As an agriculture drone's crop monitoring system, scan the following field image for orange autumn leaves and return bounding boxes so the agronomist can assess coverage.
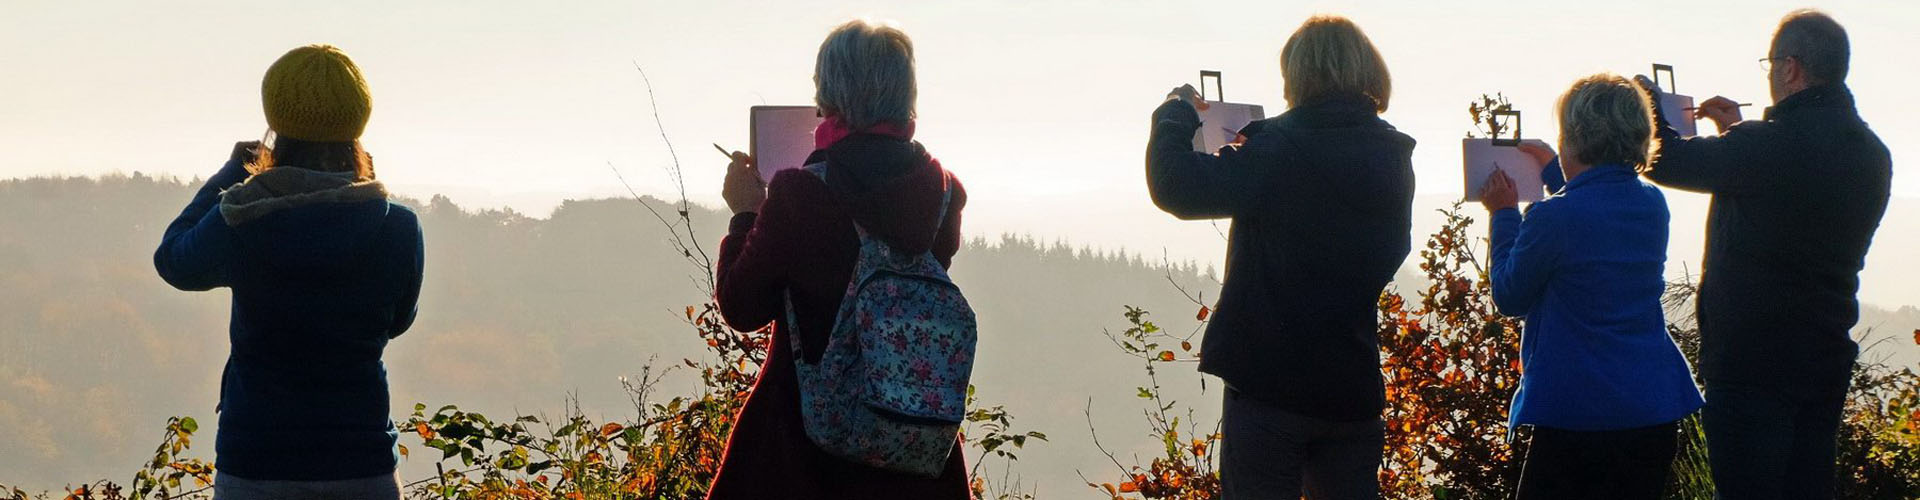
[1376,205,1529,498]
[1091,204,1531,500]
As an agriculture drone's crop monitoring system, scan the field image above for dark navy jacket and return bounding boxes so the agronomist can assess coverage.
[154,157,423,481]
[1146,95,1415,421]
[1643,84,1892,388]
[1490,163,1704,431]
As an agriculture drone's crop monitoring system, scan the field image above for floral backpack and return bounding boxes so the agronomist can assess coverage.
[783,163,978,477]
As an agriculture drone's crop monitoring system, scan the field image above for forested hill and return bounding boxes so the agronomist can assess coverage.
[2,174,1913,493]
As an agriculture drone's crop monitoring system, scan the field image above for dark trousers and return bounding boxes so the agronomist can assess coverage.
[1702,380,1848,500]
[1514,421,1679,500]
[1219,389,1383,500]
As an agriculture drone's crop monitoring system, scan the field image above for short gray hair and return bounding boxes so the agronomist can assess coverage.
[1772,9,1850,85]
[814,19,917,130]
[1557,73,1658,170]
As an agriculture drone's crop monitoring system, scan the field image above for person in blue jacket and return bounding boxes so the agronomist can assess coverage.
[1479,74,1703,500]
[153,44,422,499]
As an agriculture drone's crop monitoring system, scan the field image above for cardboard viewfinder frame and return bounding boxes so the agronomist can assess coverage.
[1652,63,1698,137]
[1463,108,1547,202]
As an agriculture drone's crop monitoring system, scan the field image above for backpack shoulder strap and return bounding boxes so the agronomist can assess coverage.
[933,174,953,236]
[785,161,836,360]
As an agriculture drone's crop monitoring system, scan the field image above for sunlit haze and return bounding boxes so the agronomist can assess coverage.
[3,0,1915,298]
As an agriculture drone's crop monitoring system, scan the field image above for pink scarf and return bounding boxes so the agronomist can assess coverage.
[814,116,916,150]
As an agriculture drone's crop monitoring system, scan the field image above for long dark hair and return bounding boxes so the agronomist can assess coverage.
[247,133,375,180]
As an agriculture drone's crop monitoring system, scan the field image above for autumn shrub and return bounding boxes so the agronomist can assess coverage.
[0,417,213,500]
[1373,205,1529,499]
[1835,348,1920,498]
[1083,305,1222,500]
[1086,204,1920,500]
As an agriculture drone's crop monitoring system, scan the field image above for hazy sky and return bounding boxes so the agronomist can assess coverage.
[3,0,1915,299]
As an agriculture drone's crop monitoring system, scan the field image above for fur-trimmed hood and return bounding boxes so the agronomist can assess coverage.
[219,167,387,225]
[217,166,395,271]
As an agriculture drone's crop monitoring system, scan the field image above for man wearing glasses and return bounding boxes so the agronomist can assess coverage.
[1635,9,1891,499]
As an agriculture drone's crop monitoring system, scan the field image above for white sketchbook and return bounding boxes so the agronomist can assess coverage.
[1462,138,1548,202]
[1192,101,1266,152]
[750,106,825,183]
[1659,93,1698,137]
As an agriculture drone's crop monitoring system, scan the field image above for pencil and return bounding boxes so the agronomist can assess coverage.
[1683,103,1753,111]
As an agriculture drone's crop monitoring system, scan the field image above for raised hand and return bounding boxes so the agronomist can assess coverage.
[1694,95,1744,134]
[1518,139,1557,167]
[721,150,766,215]
[1165,84,1210,112]
[230,141,263,164]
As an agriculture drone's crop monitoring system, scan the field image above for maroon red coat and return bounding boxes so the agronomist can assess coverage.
[707,134,971,500]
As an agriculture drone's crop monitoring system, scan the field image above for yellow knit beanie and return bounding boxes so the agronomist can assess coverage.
[261,44,371,142]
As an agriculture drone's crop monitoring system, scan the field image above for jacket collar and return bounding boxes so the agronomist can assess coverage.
[1273,93,1388,130]
[1764,83,1855,120]
[1564,163,1636,191]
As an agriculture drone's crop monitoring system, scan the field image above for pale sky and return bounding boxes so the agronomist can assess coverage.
[3,0,1916,302]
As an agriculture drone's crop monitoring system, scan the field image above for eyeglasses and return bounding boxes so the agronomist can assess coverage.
[1758,56,1793,72]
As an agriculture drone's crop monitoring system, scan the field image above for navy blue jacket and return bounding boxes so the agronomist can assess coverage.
[1643,84,1892,388]
[1489,163,1703,431]
[1146,95,1416,421]
[154,157,423,481]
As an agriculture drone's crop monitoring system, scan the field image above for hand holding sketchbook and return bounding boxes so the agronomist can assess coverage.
[750,106,825,183]
[1190,71,1266,152]
[1649,64,1699,137]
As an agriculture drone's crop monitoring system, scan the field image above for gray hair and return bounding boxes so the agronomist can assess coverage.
[814,19,917,130]
[1557,73,1658,170]
[1772,9,1850,85]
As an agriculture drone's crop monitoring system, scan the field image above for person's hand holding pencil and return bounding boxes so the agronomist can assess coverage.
[1688,96,1749,134]
[717,143,765,215]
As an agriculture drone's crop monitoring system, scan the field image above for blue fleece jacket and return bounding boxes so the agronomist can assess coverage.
[1489,162,1703,431]
[154,157,423,481]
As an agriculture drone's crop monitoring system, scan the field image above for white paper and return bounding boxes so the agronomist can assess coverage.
[1462,138,1548,202]
[1192,101,1265,152]
[750,106,825,183]
[1660,93,1698,137]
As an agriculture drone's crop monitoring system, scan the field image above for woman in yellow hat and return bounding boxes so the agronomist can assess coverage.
[153,44,422,499]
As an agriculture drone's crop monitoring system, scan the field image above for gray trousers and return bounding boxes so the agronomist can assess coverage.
[213,471,401,500]
[1220,389,1384,500]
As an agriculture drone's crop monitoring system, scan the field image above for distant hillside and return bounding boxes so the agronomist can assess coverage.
[0,174,1222,492]
[1,174,1912,493]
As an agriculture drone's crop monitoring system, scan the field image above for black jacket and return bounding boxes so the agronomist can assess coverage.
[1147,95,1415,420]
[1644,84,1892,387]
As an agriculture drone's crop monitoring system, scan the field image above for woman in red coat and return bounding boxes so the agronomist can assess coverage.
[706,19,972,500]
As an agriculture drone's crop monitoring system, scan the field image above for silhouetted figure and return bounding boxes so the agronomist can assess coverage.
[706,20,971,500]
[1147,15,1413,500]
[1635,10,1893,500]
[1480,74,1703,500]
[153,45,421,499]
